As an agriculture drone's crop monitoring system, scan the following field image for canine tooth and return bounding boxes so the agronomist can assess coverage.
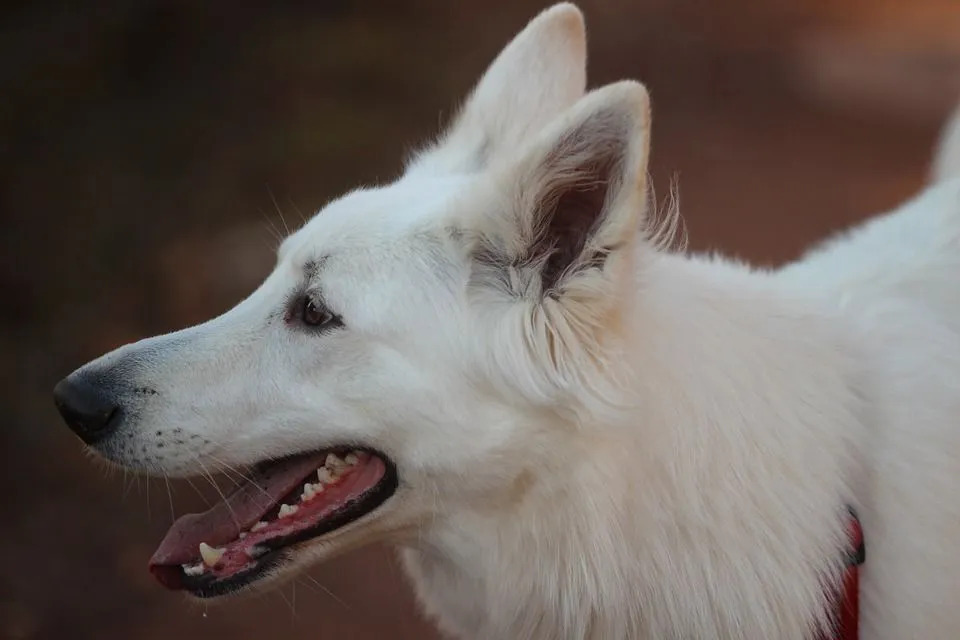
[251,521,268,532]
[316,467,334,484]
[199,542,225,567]
[278,503,299,518]
[183,563,205,576]
[344,452,359,466]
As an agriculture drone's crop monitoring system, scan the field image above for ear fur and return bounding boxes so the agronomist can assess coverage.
[473,81,651,300]
[410,3,587,174]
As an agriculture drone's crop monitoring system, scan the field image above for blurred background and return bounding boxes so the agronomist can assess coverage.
[3,1,960,638]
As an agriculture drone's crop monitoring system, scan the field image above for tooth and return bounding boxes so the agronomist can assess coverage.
[278,503,299,518]
[251,521,268,532]
[199,542,225,567]
[238,532,248,539]
[303,482,325,498]
[301,483,316,501]
[325,453,346,470]
[183,563,205,576]
[317,467,334,484]
[344,452,359,466]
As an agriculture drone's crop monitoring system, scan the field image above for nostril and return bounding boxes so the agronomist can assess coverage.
[53,376,122,444]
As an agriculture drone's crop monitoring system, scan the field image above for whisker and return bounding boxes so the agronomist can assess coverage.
[291,582,297,621]
[267,185,291,236]
[144,475,151,523]
[183,476,213,508]
[286,195,308,225]
[195,456,240,528]
[163,474,176,523]
[302,573,350,609]
[252,213,285,256]
[121,467,135,501]
[205,453,275,504]
[260,216,284,248]
[203,454,247,487]
[207,463,242,489]
[276,587,297,621]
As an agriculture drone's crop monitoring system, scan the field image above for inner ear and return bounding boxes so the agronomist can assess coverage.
[520,106,632,294]
[470,81,650,301]
[534,137,624,291]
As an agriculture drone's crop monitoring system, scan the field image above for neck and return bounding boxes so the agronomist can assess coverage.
[404,252,868,639]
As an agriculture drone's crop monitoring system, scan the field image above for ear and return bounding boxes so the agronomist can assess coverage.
[474,81,651,300]
[410,3,586,173]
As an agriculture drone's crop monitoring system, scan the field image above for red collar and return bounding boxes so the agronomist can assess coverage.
[820,507,865,640]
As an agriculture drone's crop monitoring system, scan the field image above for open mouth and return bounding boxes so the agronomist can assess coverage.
[149,448,398,598]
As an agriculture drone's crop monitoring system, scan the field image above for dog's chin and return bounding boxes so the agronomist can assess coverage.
[147,447,399,599]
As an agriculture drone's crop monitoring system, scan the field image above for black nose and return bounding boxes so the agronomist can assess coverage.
[53,375,121,444]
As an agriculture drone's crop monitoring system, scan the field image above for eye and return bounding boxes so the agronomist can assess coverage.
[298,297,343,330]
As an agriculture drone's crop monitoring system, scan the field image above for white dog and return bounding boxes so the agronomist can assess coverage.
[54,4,960,639]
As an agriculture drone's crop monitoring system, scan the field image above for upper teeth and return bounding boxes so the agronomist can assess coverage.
[183,562,205,576]
[199,542,225,567]
[320,450,361,478]
[325,453,347,470]
[203,450,367,549]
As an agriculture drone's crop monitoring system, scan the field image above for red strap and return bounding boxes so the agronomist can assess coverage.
[821,509,865,640]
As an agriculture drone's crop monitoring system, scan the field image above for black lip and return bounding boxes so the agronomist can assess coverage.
[178,454,399,598]
[180,550,287,598]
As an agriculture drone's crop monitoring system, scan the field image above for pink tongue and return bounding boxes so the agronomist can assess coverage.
[150,452,328,567]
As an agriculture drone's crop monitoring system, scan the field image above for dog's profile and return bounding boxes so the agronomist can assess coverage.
[53,4,960,638]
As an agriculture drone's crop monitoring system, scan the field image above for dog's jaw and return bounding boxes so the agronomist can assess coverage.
[147,449,399,597]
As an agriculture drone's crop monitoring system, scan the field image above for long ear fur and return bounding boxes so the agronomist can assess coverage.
[473,81,651,300]
[409,3,586,174]
[467,81,651,389]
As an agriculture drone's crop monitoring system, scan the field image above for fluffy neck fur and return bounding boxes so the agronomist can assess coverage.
[402,249,868,640]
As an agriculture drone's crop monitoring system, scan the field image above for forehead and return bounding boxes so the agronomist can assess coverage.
[278,175,471,269]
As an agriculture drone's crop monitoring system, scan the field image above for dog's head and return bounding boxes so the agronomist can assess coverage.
[54,3,651,598]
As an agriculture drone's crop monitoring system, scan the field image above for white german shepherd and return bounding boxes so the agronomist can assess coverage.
[54,4,960,639]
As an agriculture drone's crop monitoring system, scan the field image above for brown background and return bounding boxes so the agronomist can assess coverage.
[4,1,960,638]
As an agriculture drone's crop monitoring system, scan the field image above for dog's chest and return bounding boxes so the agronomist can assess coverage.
[400,545,615,640]
[400,547,500,639]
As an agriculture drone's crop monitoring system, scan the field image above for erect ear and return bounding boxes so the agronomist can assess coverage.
[410,3,586,174]
[473,81,651,300]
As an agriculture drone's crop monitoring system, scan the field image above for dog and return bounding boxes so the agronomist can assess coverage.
[54,4,960,638]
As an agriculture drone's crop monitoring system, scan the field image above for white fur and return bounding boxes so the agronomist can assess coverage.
[932,101,960,182]
[68,4,960,638]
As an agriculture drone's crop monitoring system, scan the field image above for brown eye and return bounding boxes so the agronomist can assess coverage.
[300,297,341,329]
